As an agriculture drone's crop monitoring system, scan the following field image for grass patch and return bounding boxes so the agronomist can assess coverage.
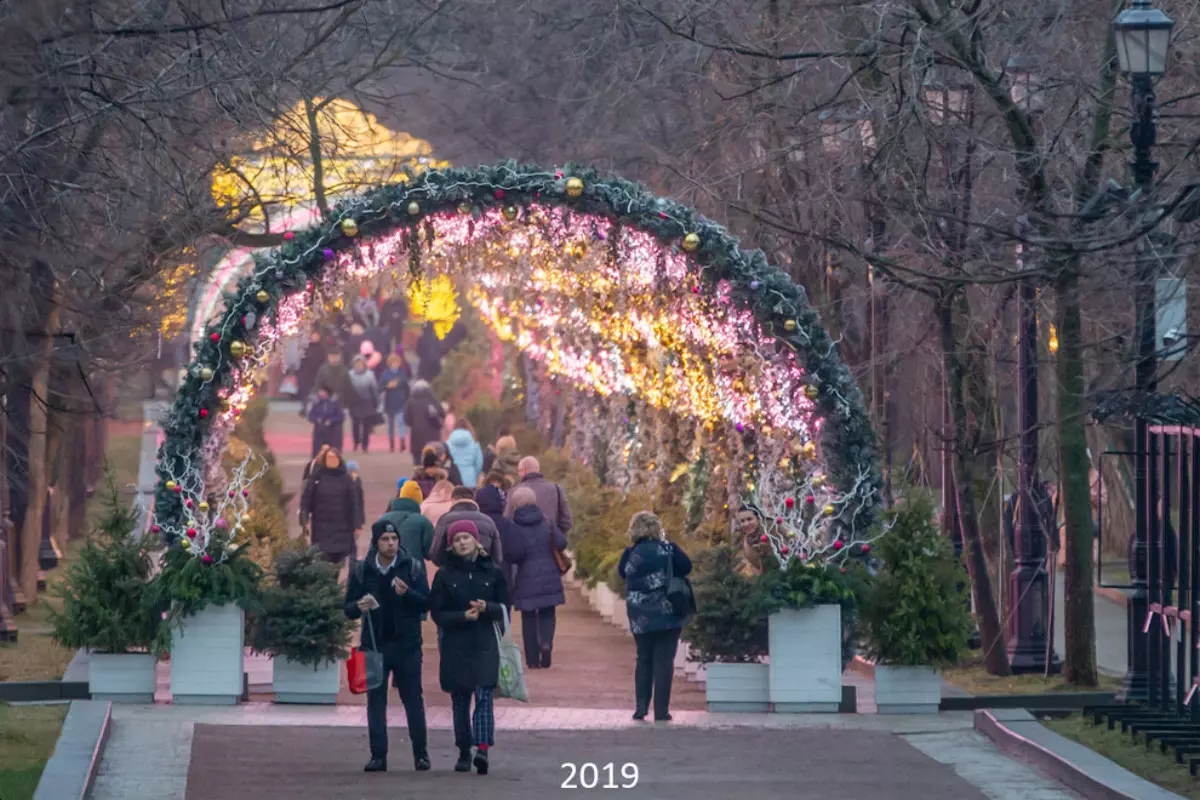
[86,431,141,526]
[1046,713,1200,799]
[943,651,1122,695]
[0,702,68,800]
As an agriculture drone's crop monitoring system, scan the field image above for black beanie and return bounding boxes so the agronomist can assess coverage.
[371,517,401,549]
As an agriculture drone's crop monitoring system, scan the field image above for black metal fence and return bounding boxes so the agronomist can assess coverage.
[1089,422,1200,773]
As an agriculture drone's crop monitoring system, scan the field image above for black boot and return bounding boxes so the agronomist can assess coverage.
[364,757,387,772]
[414,752,431,771]
[540,647,552,669]
[473,746,489,775]
[454,748,472,772]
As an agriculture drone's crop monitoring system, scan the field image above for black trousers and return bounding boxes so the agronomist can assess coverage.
[521,607,557,667]
[633,627,681,719]
[367,645,427,761]
[350,415,373,451]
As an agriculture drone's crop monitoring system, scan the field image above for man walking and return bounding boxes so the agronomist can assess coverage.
[504,456,573,534]
[344,519,431,773]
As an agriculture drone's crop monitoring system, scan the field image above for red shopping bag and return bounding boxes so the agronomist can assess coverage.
[347,648,368,695]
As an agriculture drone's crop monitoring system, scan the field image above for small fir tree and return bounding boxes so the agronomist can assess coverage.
[251,546,353,668]
[860,493,973,668]
[50,475,163,654]
[684,546,770,663]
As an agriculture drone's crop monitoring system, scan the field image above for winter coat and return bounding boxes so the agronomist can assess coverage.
[416,329,443,381]
[378,498,435,561]
[477,485,524,590]
[300,464,363,559]
[379,365,411,414]
[307,396,345,427]
[430,501,503,566]
[619,539,693,635]
[380,297,407,341]
[347,368,380,418]
[343,548,428,653]
[421,497,455,527]
[504,472,574,534]
[297,339,327,396]
[403,386,446,456]
[313,362,353,405]
[366,325,391,358]
[481,446,498,477]
[429,550,508,693]
[496,450,521,485]
[446,429,484,488]
[507,504,568,612]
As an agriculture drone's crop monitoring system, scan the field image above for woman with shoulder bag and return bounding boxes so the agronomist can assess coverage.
[618,511,693,722]
[506,486,568,670]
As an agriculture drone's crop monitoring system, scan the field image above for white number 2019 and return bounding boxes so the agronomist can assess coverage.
[561,762,639,789]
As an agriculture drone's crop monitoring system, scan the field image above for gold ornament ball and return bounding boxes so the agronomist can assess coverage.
[791,441,804,456]
[198,501,209,513]
[565,176,584,198]
[219,398,231,413]
[229,340,247,358]
[802,441,817,458]
[804,384,820,400]
[340,218,359,237]
[682,232,701,252]
[457,203,471,215]
[241,513,252,525]
[199,367,214,381]
[406,201,421,216]
[823,504,835,516]
[333,297,344,311]
[181,538,191,550]
[502,205,518,221]
[779,457,791,470]
[784,320,798,332]
[812,475,826,488]
[255,289,269,304]
[165,480,177,491]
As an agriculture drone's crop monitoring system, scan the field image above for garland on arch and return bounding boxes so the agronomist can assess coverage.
[155,161,882,566]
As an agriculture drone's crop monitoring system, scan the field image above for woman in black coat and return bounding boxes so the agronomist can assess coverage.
[429,520,508,776]
[299,448,364,569]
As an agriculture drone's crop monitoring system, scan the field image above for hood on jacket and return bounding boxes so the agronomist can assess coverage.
[476,484,505,515]
[388,497,421,514]
[513,503,545,527]
[447,428,476,448]
[450,499,480,513]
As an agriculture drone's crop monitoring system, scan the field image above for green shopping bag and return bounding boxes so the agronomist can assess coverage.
[494,606,529,702]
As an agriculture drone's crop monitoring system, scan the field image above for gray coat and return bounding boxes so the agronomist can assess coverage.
[508,503,567,611]
[504,472,573,534]
[430,501,503,565]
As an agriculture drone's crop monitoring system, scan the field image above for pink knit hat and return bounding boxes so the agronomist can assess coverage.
[447,520,480,541]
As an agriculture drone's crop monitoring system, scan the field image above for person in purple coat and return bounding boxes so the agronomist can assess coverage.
[307,386,345,456]
[506,486,568,670]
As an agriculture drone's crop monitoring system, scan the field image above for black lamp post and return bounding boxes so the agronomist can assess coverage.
[1113,0,1175,703]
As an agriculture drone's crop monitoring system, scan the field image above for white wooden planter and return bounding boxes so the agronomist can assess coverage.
[768,604,842,713]
[170,604,245,705]
[273,657,340,704]
[706,662,770,712]
[596,583,616,620]
[610,598,630,631]
[875,665,941,714]
[89,653,157,703]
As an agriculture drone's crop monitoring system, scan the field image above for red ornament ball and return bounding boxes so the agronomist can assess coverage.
[185,499,193,508]
[555,170,564,178]
[759,534,768,543]
[228,491,235,498]
[242,489,249,498]
[805,495,815,504]
[209,332,220,342]
[861,544,871,554]
[186,528,196,538]
[780,545,789,555]
[494,189,505,199]
[199,409,208,419]
[840,567,847,574]
[151,525,161,534]
[691,286,701,294]
[202,555,213,565]
[833,540,844,550]
[173,485,182,494]
[283,231,295,241]
[775,516,784,525]
[785,497,795,509]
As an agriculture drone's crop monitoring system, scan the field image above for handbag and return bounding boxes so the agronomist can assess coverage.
[366,410,385,427]
[346,607,385,695]
[494,605,529,702]
[550,485,573,576]
[664,543,696,617]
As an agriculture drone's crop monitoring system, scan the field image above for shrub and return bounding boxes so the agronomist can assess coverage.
[860,493,973,668]
[153,533,263,637]
[50,476,163,654]
[251,546,353,667]
[684,546,770,663]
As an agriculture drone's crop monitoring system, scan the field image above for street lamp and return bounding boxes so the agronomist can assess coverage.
[1112,0,1175,703]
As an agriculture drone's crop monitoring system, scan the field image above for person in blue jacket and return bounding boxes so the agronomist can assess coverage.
[446,421,484,488]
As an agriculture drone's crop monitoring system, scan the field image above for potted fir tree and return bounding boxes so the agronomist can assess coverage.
[251,546,353,704]
[861,494,972,714]
[685,546,771,712]
[155,526,262,705]
[50,479,164,703]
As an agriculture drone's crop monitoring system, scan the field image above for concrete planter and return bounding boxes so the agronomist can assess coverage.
[768,604,842,712]
[89,652,157,703]
[705,662,770,712]
[595,583,617,620]
[874,665,941,714]
[273,657,339,704]
[170,604,245,705]
[610,598,630,631]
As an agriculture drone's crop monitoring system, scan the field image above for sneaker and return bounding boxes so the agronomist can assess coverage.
[454,749,472,772]
[473,746,489,775]
[414,754,431,771]
[364,758,387,772]
[540,648,552,669]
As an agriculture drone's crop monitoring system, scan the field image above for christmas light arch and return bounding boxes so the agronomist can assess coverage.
[155,162,882,566]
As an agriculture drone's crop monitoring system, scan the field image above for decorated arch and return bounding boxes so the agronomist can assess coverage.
[154,162,882,566]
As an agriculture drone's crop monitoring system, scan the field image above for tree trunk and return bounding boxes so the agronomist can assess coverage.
[1056,269,1099,685]
[940,295,1011,675]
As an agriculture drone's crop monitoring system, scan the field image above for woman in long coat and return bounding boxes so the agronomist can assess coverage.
[506,486,567,670]
[618,511,692,722]
[403,379,445,456]
[299,448,364,569]
[429,520,508,775]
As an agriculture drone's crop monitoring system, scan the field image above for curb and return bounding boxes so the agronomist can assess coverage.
[973,709,1184,800]
[33,700,112,800]
[0,681,90,702]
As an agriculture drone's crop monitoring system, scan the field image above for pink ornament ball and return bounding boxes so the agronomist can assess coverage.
[494,189,505,199]
[840,567,847,574]
[775,516,784,525]
[151,525,161,534]
[242,489,249,498]
[780,545,789,555]
[228,491,235,498]
[691,286,700,294]
[833,540,844,550]
[215,519,226,529]
[283,231,295,241]
[173,485,183,494]
[199,409,208,419]
[759,534,768,543]
[202,555,213,564]
[185,499,193,508]
[861,544,871,554]
[806,495,815,504]
[186,528,196,538]
[785,497,795,509]
[209,332,220,342]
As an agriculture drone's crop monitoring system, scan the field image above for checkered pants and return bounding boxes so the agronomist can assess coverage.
[451,687,494,749]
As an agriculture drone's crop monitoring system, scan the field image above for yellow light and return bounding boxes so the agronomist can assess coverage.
[1048,324,1059,354]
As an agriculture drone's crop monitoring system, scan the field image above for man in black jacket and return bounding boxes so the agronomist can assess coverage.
[344,519,430,773]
